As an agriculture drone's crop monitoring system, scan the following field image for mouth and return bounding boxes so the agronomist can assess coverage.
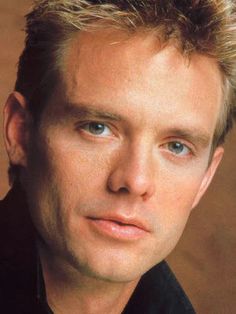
[86,216,149,240]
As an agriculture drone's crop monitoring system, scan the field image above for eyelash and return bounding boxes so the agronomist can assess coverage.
[162,141,193,157]
[77,121,114,137]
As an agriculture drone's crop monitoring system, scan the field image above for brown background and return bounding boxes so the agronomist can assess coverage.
[0,1,235,313]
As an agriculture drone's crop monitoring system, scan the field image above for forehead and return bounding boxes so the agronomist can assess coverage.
[53,28,222,135]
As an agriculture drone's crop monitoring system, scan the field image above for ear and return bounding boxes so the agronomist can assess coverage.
[3,92,31,167]
[191,146,224,209]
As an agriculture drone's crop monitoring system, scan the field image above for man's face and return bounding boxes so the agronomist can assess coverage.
[24,30,223,282]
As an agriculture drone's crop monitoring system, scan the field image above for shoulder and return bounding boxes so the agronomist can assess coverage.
[124,261,196,314]
[0,184,34,246]
[0,183,36,265]
[0,185,39,312]
[155,261,195,313]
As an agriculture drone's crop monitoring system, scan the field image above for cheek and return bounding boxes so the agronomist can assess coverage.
[52,147,111,187]
[159,159,207,206]
[148,181,202,260]
[152,164,208,236]
[40,140,115,217]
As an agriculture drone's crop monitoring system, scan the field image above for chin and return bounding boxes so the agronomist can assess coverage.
[66,246,160,283]
[80,264,146,283]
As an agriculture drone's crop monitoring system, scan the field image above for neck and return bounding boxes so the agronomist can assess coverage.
[39,247,139,314]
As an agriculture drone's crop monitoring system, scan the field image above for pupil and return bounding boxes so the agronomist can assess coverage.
[89,123,104,134]
[169,142,183,153]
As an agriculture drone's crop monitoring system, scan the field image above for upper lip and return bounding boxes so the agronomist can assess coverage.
[86,214,150,232]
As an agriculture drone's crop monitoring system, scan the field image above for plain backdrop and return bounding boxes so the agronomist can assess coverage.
[0,1,236,312]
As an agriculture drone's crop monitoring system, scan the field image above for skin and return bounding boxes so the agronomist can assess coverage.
[4,29,224,314]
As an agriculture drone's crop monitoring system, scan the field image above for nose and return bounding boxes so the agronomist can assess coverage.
[107,141,156,201]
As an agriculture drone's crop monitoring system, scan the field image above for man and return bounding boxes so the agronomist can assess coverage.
[1,0,235,313]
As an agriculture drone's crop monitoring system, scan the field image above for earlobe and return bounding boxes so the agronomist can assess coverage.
[191,146,224,209]
[4,91,30,167]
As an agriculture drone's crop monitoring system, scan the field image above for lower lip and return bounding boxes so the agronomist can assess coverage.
[87,218,147,240]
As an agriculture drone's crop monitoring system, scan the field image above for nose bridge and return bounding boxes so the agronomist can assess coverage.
[107,138,156,199]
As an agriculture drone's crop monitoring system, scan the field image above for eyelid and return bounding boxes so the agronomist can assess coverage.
[161,139,195,157]
[75,121,115,137]
[167,137,195,150]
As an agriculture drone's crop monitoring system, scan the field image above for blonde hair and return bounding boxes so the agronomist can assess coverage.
[14,0,236,140]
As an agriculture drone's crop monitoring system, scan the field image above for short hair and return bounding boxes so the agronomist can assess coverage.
[10,0,236,182]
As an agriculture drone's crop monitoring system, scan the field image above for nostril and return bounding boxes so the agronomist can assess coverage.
[118,187,129,194]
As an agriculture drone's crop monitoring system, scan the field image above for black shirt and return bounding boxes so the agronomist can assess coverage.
[0,184,195,313]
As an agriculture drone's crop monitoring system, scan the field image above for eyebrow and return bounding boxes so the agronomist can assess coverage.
[63,102,122,121]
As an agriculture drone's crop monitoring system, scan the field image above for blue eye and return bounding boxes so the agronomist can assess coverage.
[167,142,190,156]
[81,122,112,136]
